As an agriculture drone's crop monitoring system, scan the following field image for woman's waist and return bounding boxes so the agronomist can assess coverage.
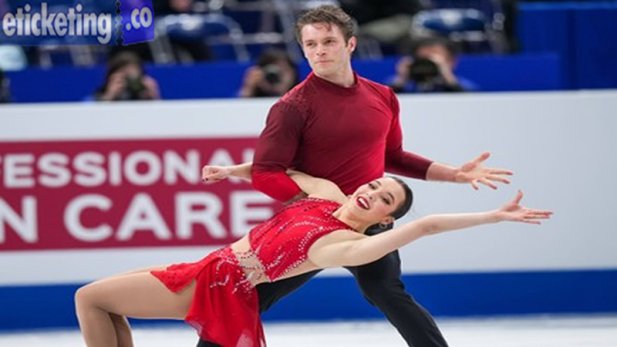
[229,240,270,287]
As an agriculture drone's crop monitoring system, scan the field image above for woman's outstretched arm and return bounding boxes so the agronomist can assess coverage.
[309,191,552,268]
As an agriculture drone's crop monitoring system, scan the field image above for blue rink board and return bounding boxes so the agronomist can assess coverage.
[1,269,616,331]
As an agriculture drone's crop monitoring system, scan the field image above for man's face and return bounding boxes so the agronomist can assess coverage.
[299,22,355,77]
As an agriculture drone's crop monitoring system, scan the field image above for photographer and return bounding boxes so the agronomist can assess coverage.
[239,49,299,98]
[93,51,161,101]
[0,69,11,103]
[389,37,478,93]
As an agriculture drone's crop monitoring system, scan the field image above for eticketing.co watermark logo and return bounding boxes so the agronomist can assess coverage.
[0,0,154,45]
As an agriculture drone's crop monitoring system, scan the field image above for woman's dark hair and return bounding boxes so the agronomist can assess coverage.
[389,176,413,220]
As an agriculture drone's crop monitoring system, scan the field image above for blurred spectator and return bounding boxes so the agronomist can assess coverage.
[239,49,299,98]
[339,0,424,54]
[502,0,518,52]
[0,0,8,17]
[0,69,11,103]
[92,52,161,101]
[388,37,478,93]
[153,0,213,62]
[155,0,206,15]
[0,45,27,71]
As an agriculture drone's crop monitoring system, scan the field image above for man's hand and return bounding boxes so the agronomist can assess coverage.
[454,152,513,190]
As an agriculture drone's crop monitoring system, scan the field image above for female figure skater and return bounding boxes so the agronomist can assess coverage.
[75,164,551,347]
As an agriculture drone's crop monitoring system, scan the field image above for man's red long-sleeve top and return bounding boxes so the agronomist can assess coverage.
[252,72,433,201]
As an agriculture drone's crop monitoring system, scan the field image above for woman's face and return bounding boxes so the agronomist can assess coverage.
[348,177,406,223]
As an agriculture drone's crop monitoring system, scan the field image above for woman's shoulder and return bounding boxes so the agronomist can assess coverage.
[308,187,347,205]
[288,196,344,210]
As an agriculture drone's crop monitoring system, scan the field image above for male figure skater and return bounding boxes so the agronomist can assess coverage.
[200,5,512,347]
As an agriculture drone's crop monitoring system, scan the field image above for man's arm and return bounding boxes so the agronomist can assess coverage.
[286,170,346,203]
[425,152,513,190]
[384,91,512,189]
[383,89,434,179]
[251,101,305,201]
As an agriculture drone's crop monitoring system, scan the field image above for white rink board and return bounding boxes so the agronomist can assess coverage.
[1,91,617,285]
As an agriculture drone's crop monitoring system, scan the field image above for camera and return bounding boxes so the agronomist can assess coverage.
[408,58,440,84]
[262,64,281,85]
[407,58,463,92]
[123,75,146,100]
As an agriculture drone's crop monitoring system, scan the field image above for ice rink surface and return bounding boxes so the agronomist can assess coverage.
[1,315,616,347]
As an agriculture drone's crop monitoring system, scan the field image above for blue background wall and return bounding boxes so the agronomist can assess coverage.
[2,270,617,331]
[517,2,617,89]
[5,2,617,103]
[5,54,563,103]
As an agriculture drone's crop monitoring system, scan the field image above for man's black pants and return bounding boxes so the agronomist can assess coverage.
[196,225,448,347]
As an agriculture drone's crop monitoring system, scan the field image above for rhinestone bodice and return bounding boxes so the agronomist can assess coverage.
[246,197,351,282]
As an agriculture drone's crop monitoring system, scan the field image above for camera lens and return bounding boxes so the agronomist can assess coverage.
[408,59,440,83]
[262,64,281,85]
[123,76,146,100]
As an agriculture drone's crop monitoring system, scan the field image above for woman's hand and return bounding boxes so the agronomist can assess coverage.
[495,191,553,224]
[201,162,253,183]
[201,165,232,184]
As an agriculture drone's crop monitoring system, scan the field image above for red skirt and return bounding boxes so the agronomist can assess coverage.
[151,247,265,347]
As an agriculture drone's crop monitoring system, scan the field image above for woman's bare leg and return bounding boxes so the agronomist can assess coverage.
[75,269,195,347]
[110,313,132,347]
[102,266,166,347]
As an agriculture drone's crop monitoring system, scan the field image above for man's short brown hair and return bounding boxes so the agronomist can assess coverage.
[295,5,356,43]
